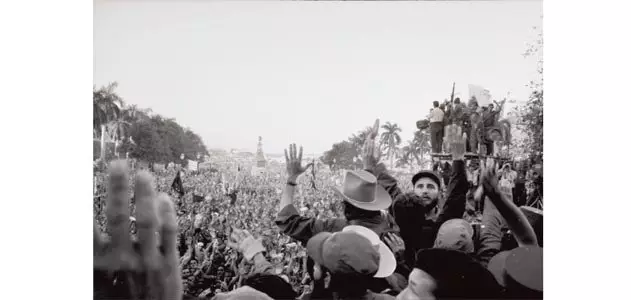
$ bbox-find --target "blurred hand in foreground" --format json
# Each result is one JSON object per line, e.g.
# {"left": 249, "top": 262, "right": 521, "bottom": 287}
{"left": 94, "top": 160, "right": 182, "bottom": 300}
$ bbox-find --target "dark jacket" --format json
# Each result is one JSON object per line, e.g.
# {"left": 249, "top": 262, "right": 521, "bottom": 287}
{"left": 275, "top": 201, "right": 408, "bottom": 292}
{"left": 376, "top": 160, "right": 468, "bottom": 267}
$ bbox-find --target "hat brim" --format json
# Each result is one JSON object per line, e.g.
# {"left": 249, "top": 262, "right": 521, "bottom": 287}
{"left": 505, "top": 246, "right": 543, "bottom": 292}
{"left": 343, "top": 225, "right": 396, "bottom": 278}
{"left": 487, "top": 251, "right": 510, "bottom": 287}
{"left": 306, "top": 232, "right": 332, "bottom": 267}
{"left": 333, "top": 184, "right": 392, "bottom": 211}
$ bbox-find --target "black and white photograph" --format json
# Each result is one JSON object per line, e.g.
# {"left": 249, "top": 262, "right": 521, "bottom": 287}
{"left": 10, "top": 0, "right": 631, "bottom": 298}
{"left": 91, "top": 1, "right": 544, "bottom": 299}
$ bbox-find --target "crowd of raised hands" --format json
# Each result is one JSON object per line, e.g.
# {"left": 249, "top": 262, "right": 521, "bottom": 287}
{"left": 93, "top": 120, "right": 541, "bottom": 300}
{"left": 93, "top": 155, "right": 353, "bottom": 299}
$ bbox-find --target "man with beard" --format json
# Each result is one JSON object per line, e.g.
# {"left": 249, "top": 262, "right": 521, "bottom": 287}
{"left": 367, "top": 124, "right": 469, "bottom": 267}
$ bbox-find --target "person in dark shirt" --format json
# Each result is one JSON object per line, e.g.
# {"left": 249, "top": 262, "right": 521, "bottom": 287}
{"left": 275, "top": 122, "right": 408, "bottom": 292}
{"left": 382, "top": 125, "right": 469, "bottom": 267}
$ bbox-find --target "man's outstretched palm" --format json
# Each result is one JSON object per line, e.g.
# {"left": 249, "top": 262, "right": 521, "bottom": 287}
{"left": 284, "top": 143, "right": 313, "bottom": 182}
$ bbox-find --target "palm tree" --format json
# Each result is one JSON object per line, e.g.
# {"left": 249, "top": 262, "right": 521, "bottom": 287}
{"left": 105, "top": 118, "right": 131, "bottom": 158}
{"left": 396, "top": 151, "right": 412, "bottom": 169}
{"left": 380, "top": 122, "right": 402, "bottom": 169}
{"left": 400, "top": 141, "right": 417, "bottom": 172}
{"left": 93, "top": 82, "right": 124, "bottom": 163}
{"left": 124, "top": 104, "right": 152, "bottom": 122}
{"left": 412, "top": 130, "right": 431, "bottom": 169}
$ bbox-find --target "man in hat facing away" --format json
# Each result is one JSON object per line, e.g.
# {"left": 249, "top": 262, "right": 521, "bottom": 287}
{"left": 274, "top": 143, "right": 397, "bottom": 245}
{"left": 275, "top": 123, "right": 407, "bottom": 292}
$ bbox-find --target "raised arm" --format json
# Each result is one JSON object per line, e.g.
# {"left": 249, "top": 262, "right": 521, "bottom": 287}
{"left": 227, "top": 229, "right": 274, "bottom": 275}
{"left": 436, "top": 125, "right": 468, "bottom": 224}
{"left": 362, "top": 119, "right": 403, "bottom": 204}
{"left": 278, "top": 143, "right": 313, "bottom": 212}
{"left": 479, "top": 158, "right": 538, "bottom": 247}
{"left": 276, "top": 144, "right": 345, "bottom": 243}
{"left": 476, "top": 197, "right": 504, "bottom": 266}
{"left": 275, "top": 203, "right": 346, "bottom": 245}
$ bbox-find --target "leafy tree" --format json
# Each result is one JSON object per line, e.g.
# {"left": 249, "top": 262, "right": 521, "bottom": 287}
{"left": 93, "top": 82, "right": 124, "bottom": 163}
{"left": 105, "top": 119, "right": 131, "bottom": 158}
{"left": 183, "top": 129, "right": 209, "bottom": 159}
{"left": 321, "top": 141, "right": 360, "bottom": 171}
{"left": 129, "top": 120, "right": 170, "bottom": 164}
{"left": 93, "top": 83, "right": 209, "bottom": 165}
{"left": 514, "top": 25, "right": 543, "bottom": 164}
{"left": 380, "top": 121, "right": 402, "bottom": 169}
{"left": 412, "top": 130, "right": 431, "bottom": 168}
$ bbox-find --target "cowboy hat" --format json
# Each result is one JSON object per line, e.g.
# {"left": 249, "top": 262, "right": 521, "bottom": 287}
{"left": 332, "top": 170, "right": 392, "bottom": 211}
{"left": 343, "top": 225, "right": 396, "bottom": 278}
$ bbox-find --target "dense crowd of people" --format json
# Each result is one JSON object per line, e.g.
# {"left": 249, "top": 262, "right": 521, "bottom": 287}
{"left": 93, "top": 120, "right": 543, "bottom": 300}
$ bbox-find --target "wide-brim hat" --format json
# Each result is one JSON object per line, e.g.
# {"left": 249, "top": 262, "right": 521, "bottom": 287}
{"left": 333, "top": 170, "right": 392, "bottom": 211}
{"left": 411, "top": 170, "right": 442, "bottom": 189}
{"left": 343, "top": 225, "right": 396, "bottom": 278}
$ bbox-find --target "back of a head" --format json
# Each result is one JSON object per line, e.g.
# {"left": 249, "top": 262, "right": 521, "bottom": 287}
{"left": 243, "top": 273, "right": 297, "bottom": 300}
{"left": 433, "top": 101, "right": 440, "bottom": 108}
{"left": 343, "top": 201, "right": 381, "bottom": 221}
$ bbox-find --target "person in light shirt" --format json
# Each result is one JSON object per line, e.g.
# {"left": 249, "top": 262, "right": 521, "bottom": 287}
{"left": 429, "top": 101, "right": 445, "bottom": 154}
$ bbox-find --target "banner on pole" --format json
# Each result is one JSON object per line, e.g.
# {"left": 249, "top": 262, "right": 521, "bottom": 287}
{"left": 468, "top": 84, "right": 492, "bottom": 107}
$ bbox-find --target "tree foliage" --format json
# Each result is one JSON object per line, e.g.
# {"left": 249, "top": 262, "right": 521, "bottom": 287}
{"left": 514, "top": 25, "right": 543, "bottom": 164}
{"left": 93, "top": 82, "right": 209, "bottom": 164}
{"left": 321, "top": 121, "right": 431, "bottom": 171}
{"left": 380, "top": 122, "right": 403, "bottom": 168}
{"left": 321, "top": 140, "right": 360, "bottom": 171}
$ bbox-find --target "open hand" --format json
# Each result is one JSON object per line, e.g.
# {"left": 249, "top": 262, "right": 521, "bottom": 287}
{"left": 227, "top": 228, "right": 266, "bottom": 261}
{"left": 445, "top": 124, "right": 467, "bottom": 160}
{"left": 362, "top": 119, "right": 382, "bottom": 171}
{"left": 284, "top": 143, "right": 313, "bottom": 182}
{"left": 479, "top": 158, "right": 500, "bottom": 197}
{"left": 94, "top": 160, "right": 182, "bottom": 300}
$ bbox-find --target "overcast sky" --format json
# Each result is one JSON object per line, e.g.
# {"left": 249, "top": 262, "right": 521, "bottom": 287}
{"left": 94, "top": 1, "right": 542, "bottom": 155}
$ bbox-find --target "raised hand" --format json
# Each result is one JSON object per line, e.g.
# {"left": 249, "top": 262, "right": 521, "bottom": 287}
{"left": 362, "top": 119, "right": 382, "bottom": 171}
{"left": 284, "top": 143, "right": 313, "bottom": 182}
{"left": 370, "top": 118, "right": 380, "bottom": 139}
{"left": 445, "top": 124, "right": 467, "bottom": 160}
{"left": 383, "top": 232, "right": 405, "bottom": 257}
{"left": 479, "top": 158, "right": 500, "bottom": 197}
{"left": 226, "top": 228, "right": 266, "bottom": 262}
{"left": 94, "top": 160, "right": 182, "bottom": 300}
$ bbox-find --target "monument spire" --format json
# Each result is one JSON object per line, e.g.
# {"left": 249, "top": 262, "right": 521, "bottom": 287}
{"left": 256, "top": 136, "right": 267, "bottom": 168}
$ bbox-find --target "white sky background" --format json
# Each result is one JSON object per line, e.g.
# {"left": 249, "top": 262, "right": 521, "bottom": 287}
{"left": 94, "top": 1, "right": 542, "bottom": 155}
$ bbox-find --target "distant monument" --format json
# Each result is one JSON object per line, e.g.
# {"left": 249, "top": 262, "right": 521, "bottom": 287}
{"left": 256, "top": 136, "right": 267, "bottom": 168}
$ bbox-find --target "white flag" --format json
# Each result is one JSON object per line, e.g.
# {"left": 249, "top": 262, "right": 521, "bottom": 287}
{"left": 468, "top": 84, "right": 492, "bottom": 107}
